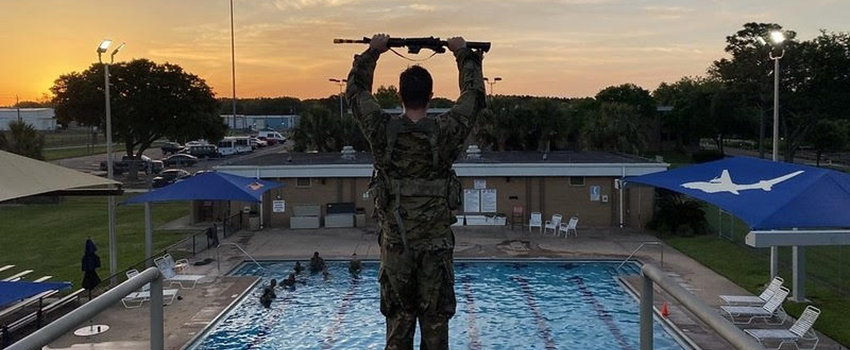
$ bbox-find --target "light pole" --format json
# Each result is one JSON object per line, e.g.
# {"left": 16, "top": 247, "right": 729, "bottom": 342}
{"left": 758, "top": 30, "right": 786, "bottom": 281}
{"left": 329, "top": 78, "right": 347, "bottom": 120}
{"left": 98, "top": 39, "right": 125, "bottom": 283}
{"left": 229, "top": 0, "right": 238, "bottom": 130}
{"left": 483, "top": 76, "right": 502, "bottom": 97}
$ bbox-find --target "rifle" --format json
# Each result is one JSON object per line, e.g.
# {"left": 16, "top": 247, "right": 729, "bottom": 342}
{"left": 333, "top": 36, "right": 491, "bottom": 54}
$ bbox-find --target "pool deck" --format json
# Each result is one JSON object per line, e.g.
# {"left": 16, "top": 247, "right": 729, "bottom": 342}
{"left": 44, "top": 225, "right": 842, "bottom": 350}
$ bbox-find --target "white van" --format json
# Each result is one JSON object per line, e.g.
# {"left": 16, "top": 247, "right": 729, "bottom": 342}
{"left": 218, "top": 136, "right": 252, "bottom": 156}
{"left": 257, "top": 130, "right": 286, "bottom": 145}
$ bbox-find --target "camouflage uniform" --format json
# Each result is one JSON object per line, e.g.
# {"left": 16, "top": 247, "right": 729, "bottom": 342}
{"left": 346, "top": 47, "right": 485, "bottom": 350}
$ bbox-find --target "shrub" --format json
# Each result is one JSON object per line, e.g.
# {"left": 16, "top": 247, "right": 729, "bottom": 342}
{"left": 647, "top": 189, "right": 708, "bottom": 236}
{"left": 692, "top": 150, "right": 724, "bottom": 164}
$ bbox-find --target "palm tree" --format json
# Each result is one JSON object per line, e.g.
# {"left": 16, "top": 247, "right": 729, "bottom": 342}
{"left": 0, "top": 120, "right": 45, "bottom": 160}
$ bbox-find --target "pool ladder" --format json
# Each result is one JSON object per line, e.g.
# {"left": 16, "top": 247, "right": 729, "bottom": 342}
{"left": 216, "top": 243, "right": 264, "bottom": 271}
{"left": 617, "top": 241, "right": 664, "bottom": 270}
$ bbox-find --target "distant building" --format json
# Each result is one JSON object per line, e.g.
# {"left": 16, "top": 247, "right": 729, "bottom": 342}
{"left": 221, "top": 115, "right": 300, "bottom": 131}
{"left": 206, "top": 147, "right": 668, "bottom": 230}
{"left": 0, "top": 108, "right": 56, "bottom": 131}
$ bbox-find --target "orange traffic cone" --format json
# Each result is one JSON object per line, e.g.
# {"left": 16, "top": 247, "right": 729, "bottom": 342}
{"left": 661, "top": 302, "right": 670, "bottom": 318}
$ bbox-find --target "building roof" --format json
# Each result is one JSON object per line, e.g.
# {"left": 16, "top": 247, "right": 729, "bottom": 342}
{"left": 215, "top": 150, "right": 668, "bottom": 178}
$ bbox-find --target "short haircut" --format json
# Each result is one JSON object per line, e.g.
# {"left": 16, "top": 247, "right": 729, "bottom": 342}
{"left": 398, "top": 65, "right": 433, "bottom": 110}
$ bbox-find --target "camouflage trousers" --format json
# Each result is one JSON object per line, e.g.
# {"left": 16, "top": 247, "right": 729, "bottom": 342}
{"left": 380, "top": 244, "right": 456, "bottom": 350}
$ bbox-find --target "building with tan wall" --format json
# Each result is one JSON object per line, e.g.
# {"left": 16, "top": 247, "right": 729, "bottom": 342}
{"left": 209, "top": 149, "right": 667, "bottom": 231}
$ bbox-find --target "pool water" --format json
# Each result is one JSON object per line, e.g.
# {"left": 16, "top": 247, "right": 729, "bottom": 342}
{"left": 189, "top": 261, "right": 687, "bottom": 350}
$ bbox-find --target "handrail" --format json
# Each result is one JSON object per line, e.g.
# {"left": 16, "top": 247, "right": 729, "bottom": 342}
{"left": 217, "top": 243, "right": 263, "bottom": 271}
{"left": 6, "top": 267, "right": 164, "bottom": 350}
{"left": 640, "top": 263, "right": 763, "bottom": 350}
{"left": 617, "top": 241, "right": 664, "bottom": 270}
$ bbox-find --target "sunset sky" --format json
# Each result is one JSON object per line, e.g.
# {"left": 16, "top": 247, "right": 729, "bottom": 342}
{"left": 0, "top": 0, "right": 847, "bottom": 106}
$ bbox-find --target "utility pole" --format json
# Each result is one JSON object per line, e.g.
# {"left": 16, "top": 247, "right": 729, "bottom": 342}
{"left": 16, "top": 95, "right": 21, "bottom": 123}
{"left": 230, "top": 0, "right": 237, "bottom": 127}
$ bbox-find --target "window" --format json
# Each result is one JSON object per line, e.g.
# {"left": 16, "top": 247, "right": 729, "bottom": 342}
{"left": 296, "top": 177, "right": 311, "bottom": 188}
{"left": 569, "top": 176, "right": 585, "bottom": 186}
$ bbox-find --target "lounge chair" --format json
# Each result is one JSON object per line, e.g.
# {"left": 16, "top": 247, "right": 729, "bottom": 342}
{"left": 529, "top": 212, "right": 543, "bottom": 233}
{"left": 121, "top": 269, "right": 179, "bottom": 309}
{"left": 745, "top": 305, "right": 821, "bottom": 350}
{"left": 559, "top": 217, "right": 579, "bottom": 238}
{"left": 720, "top": 277, "right": 784, "bottom": 305}
{"left": 154, "top": 256, "right": 205, "bottom": 289}
{"left": 544, "top": 214, "right": 563, "bottom": 235}
{"left": 163, "top": 253, "right": 189, "bottom": 272}
{"left": 720, "top": 286, "right": 789, "bottom": 325}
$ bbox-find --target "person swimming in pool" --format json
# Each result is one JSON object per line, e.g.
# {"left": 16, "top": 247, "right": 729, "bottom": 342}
{"left": 310, "top": 252, "right": 326, "bottom": 273}
{"left": 349, "top": 253, "right": 362, "bottom": 276}
{"left": 259, "top": 279, "right": 277, "bottom": 308}
{"left": 281, "top": 273, "right": 305, "bottom": 290}
{"left": 294, "top": 261, "right": 305, "bottom": 274}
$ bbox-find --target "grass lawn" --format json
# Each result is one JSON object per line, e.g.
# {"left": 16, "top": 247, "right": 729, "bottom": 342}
{"left": 43, "top": 146, "right": 108, "bottom": 161}
{"left": 0, "top": 196, "right": 193, "bottom": 289}
{"left": 663, "top": 207, "right": 850, "bottom": 347}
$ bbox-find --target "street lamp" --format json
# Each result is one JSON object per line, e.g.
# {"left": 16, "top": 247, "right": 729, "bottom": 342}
{"left": 329, "top": 78, "right": 347, "bottom": 120}
{"left": 97, "top": 39, "right": 125, "bottom": 282}
{"left": 483, "top": 76, "right": 502, "bottom": 97}
{"left": 758, "top": 30, "right": 786, "bottom": 280}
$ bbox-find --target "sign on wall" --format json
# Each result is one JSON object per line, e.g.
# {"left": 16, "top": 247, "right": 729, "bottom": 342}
{"left": 590, "top": 186, "right": 601, "bottom": 202}
{"left": 272, "top": 200, "right": 286, "bottom": 213}
{"left": 481, "top": 189, "right": 498, "bottom": 212}
{"left": 463, "top": 189, "right": 481, "bottom": 213}
{"left": 474, "top": 179, "right": 487, "bottom": 190}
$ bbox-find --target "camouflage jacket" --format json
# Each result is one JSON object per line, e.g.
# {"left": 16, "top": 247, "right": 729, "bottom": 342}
{"left": 346, "top": 47, "right": 485, "bottom": 250}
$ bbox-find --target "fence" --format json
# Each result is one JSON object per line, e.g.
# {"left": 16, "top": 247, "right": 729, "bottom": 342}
{"left": 707, "top": 206, "right": 850, "bottom": 297}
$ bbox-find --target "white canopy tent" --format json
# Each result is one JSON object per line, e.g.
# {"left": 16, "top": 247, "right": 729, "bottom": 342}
{"left": 0, "top": 150, "right": 120, "bottom": 201}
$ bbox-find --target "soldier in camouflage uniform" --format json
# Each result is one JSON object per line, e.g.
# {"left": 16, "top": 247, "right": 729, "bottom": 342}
{"left": 345, "top": 34, "right": 486, "bottom": 350}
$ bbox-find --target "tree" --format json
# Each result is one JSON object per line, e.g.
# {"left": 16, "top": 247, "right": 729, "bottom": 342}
{"left": 0, "top": 120, "right": 45, "bottom": 160}
{"left": 709, "top": 22, "right": 799, "bottom": 158}
{"left": 808, "top": 119, "right": 849, "bottom": 166}
{"left": 375, "top": 85, "right": 399, "bottom": 109}
{"left": 52, "top": 59, "right": 226, "bottom": 175}
{"left": 596, "top": 83, "right": 656, "bottom": 120}
{"left": 289, "top": 104, "right": 368, "bottom": 152}
{"left": 582, "top": 102, "right": 647, "bottom": 154}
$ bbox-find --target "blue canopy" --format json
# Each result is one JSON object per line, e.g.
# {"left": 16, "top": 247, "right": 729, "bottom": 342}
{"left": 0, "top": 281, "right": 71, "bottom": 308}
{"left": 122, "top": 172, "right": 283, "bottom": 205}
{"left": 626, "top": 157, "right": 850, "bottom": 230}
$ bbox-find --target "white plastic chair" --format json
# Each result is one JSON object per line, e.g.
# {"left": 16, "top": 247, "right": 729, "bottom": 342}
{"left": 720, "top": 277, "right": 784, "bottom": 305}
{"left": 559, "top": 217, "right": 579, "bottom": 238}
{"left": 528, "top": 212, "right": 543, "bottom": 233}
{"left": 721, "top": 286, "right": 789, "bottom": 325}
{"left": 544, "top": 214, "right": 562, "bottom": 235}
{"left": 121, "top": 269, "right": 179, "bottom": 309}
{"left": 154, "top": 257, "right": 206, "bottom": 289}
{"left": 745, "top": 305, "right": 821, "bottom": 350}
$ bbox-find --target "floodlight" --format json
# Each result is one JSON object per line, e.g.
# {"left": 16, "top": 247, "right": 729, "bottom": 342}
{"left": 494, "top": 77, "right": 502, "bottom": 82}
{"left": 757, "top": 37, "right": 767, "bottom": 46}
{"left": 770, "top": 31, "right": 786, "bottom": 44}
{"left": 97, "top": 40, "right": 112, "bottom": 53}
{"left": 111, "top": 42, "right": 126, "bottom": 56}
{"left": 329, "top": 78, "right": 341, "bottom": 83}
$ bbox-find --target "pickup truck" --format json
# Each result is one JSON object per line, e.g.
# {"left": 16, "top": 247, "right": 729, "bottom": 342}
{"left": 100, "top": 155, "right": 163, "bottom": 175}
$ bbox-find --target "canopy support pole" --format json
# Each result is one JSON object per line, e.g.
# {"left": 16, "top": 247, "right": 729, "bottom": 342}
{"left": 770, "top": 247, "right": 779, "bottom": 281}
{"left": 145, "top": 202, "right": 153, "bottom": 267}
{"left": 792, "top": 246, "right": 806, "bottom": 302}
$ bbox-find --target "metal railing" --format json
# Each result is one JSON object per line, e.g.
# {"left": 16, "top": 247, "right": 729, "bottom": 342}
{"left": 640, "top": 263, "right": 763, "bottom": 350}
{"left": 6, "top": 267, "right": 165, "bottom": 350}
{"left": 618, "top": 241, "right": 664, "bottom": 270}
{"left": 216, "top": 243, "right": 263, "bottom": 272}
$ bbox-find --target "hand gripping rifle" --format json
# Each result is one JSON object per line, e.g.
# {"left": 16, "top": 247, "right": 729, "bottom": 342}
{"left": 334, "top": 36, "right": 491, "bottom": 55}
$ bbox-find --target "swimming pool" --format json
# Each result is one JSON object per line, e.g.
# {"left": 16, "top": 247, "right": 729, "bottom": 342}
{"left": 187, "top": 260, "right": 688, "bottom": 350}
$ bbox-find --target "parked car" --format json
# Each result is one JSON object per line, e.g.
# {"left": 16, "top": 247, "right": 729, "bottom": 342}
{"left": 257, "top": 130, "right": 286, "bottom": 144}
{"left": 251, "top": 137, "right": 268, "bottom": 148}
{"left": 160, "top": 142, "right": 183, "bottom": 156}
{"left": 180, "top": 144, "right": 220, "bottom": 158}
{"left": 162, "top": 154, "right": 199, "bottom": 167}
{"left": 152, "top": 169, "right": 191, "bottom": 188}
{"left": 100, "top": 155, "right": 155, "bottom": 174}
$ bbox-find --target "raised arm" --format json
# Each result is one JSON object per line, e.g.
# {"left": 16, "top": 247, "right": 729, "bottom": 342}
{"left": 440, "top": 37, "right": 486, "bottom": 158}
{"left": 345, "top": 34, "right": 389, "bottom": 145}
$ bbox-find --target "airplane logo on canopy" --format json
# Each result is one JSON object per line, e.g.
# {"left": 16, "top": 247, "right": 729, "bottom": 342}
{"left": 681, "top": 169, "right": 804, "bottom": 195}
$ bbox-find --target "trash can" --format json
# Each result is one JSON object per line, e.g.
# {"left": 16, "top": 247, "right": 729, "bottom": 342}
{"left": 355, "top": 208, "right": 366, "bottom": 228}
{"left": 248, "top": 216, "right": 261, "bottom": 231}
